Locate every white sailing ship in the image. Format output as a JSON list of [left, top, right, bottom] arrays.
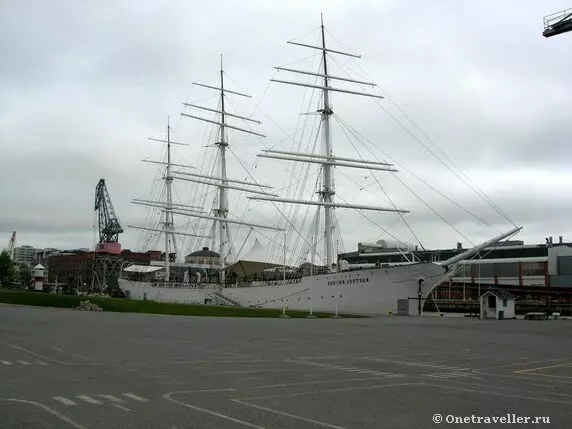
[[119, 18, 521, 315]]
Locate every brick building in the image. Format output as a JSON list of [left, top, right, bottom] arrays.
[[48, 249, 163, 289]]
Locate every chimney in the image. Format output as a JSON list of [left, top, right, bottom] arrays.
[[559, 236, 563, 244]]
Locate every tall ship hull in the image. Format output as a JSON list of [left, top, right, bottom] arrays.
[[119, 262, 447, 315]]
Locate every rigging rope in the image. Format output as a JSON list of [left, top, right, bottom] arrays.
[[325, 47, 515, 226], [335, 114, 499, 237], [333, 114, 429, 250]]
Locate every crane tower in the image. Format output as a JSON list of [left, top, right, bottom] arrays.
[[6, 231, 16, 259], [94, 179, 123, 254]]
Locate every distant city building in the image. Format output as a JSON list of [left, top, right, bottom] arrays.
[[13, 245, 40, 265], [34, 248, 60, 266]]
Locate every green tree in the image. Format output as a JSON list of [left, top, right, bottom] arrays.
[[0, 250, 15, 287], [18, 264, 31, 288]]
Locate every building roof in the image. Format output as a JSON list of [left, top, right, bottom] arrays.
[[187, 247, 220, 258], [481, 288, 515, 300]]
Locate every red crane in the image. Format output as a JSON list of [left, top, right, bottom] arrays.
[[6, 231, 16, 259]]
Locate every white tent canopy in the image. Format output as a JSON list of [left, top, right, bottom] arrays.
[[227, 239, 284, 276], [241, 239, 270, 262], [123, 265, 164, 273]]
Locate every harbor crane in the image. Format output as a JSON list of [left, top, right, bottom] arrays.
[[94, 179, 123, 254], [543, 8, 572, 37], [5, 231, 16, 259]]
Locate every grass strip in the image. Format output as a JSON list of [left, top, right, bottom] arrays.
[[0, 290, 363, 318]]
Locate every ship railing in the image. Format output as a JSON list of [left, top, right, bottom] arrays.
[[233, 278, 303, 287], [151, 281, 207, 289], [544, 8, 572, 30]]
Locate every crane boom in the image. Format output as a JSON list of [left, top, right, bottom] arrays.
[[94, 179, 123, 253]]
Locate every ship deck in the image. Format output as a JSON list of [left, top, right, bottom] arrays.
[[1, 304, 571, 428]]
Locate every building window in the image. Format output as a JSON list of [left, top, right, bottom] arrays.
[[522, 262, 545, 276], [457, 264, 472, 277], [503, 299, 507, 307]]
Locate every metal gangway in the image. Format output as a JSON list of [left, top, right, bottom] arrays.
[[543, 8, 572, 37]]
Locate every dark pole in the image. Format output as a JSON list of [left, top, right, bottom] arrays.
[[417, 278, 424, 315]]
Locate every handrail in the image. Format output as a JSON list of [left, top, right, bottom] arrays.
[[544, 8, 572, 30]]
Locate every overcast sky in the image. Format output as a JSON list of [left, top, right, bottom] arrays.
[[1, 0, 571, 262]]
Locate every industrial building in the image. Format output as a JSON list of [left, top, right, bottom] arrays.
[[47, 249, 163, 293], [340, 236, 572, 314]]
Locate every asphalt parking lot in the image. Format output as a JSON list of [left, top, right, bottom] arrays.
[[1, 304, 571, 428]]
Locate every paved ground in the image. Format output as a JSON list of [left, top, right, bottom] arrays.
[[0, 305, 571, 428]]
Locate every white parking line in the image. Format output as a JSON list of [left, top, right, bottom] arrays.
[[18, 360, 31, 365], [2, 399, 87, 429], [99, 394, 125, 403], [1, 360, 13, 365], [37, 360, 48, 365], [425, 372, 476, 380], [112, 404, 131, 411], [54, 396, 77, 406], [164, 392, 264, 429], [122, 393, 149, 402], [241, 382, 419, 401], [425, 374, 455, 380], [232, 399, 347, 429], [77, 395, 103, 405]]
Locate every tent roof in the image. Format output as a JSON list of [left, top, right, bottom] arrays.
[[242, 239, 267, 262], [481, 288, 515, 300], [124, 265, 163, 273], [226, 239, 277, 276], [226, 260, 278, 277]]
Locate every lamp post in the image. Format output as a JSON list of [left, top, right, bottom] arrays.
[[417, 277, 425, 315]]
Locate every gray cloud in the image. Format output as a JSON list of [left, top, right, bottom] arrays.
[[1, 0, 571, 260]]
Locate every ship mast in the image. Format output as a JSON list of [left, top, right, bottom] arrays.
[[164, 119, 174, 281], [250, 15, 400, 273], [128, 125, 212, 280], [250, 17, 524, 273], [217, 55, 229, 284], [178, 57, 284, 285], [319, 15, 335, 270]]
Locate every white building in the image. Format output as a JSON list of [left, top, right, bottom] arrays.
[[31, 264, 47, 291], [13, 245, 39, 265], [184, 247, 220, 267], [480, 289, 515, 320]]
